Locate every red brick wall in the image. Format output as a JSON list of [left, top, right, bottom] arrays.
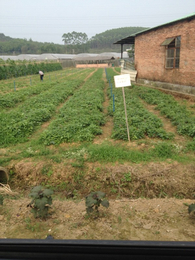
[[135, 18, 195, 87]]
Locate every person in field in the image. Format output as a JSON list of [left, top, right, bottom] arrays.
[[39, 71, 44, 81]]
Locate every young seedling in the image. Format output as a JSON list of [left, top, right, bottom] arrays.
[[85, 191, 109, 216], [27, 185, 53, 219]]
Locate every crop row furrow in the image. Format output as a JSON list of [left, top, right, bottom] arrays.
[[39, 68, 105, 145], [0, 68, 94, 109], [136, 87, 195, 138], [106, 68, 174, 141], [0, 68, 91, 95], [0, 82, 56, 109], [0, 79, 84, 146]]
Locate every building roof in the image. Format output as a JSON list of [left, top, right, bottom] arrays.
[[0, 52, 128, 61], [114, 12, 195, 45]]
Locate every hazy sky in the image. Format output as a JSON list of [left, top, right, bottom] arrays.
[[0, 0, 195, 44]]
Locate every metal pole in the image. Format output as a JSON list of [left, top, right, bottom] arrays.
[[122, 87, 130, 142], [121, 44, 123, 59], [113, 94, 115, 112]]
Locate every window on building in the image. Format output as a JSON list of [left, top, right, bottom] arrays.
[[161, 36, 181, 69]]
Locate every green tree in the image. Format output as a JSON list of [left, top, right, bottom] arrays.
[[127, 45, 135, 60], [62, 31, 88, 45]]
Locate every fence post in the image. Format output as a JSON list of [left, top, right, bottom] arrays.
[[113, 94, 115, 112]]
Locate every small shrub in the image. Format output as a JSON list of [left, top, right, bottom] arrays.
[[27, 185, 53, 219], [85, 191, 109, 215]]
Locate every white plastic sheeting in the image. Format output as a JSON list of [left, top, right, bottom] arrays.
[[0, 52, 128, 61]]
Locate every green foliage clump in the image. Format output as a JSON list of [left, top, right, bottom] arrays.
[[28, 186, 53, 219], [85, 191, 109, 215], [188, 203, 195, 215], [0, 79, 83, 146], [39, 69, 105, 145], [106, 69, 174, 141], [0, 60, 62, 80], [136, 86, 195, 138]]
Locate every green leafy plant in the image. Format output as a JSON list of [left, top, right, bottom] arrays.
[[39, 69, 105, 145], [27, 185, 53, 219], [106, 69, 174, 141], [85, 191, 109, 215], [122, 172, 132, 182], [188, 203, 195, 215], [136, 86, 195, 138]]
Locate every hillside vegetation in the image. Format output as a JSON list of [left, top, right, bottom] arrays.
[[0, 27, 146, 55]]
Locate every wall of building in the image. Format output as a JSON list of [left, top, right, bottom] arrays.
[[134, 18, 195, 87]]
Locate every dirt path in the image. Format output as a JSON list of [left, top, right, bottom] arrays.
[[93, 70, 113, 144], [1, 197, 195, 241]]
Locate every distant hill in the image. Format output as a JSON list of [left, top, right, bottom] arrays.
[[0, 33, 66, 55], [0, 27, 147, 55], [89, 27, 147, 50], [0, 33, 12, 42]]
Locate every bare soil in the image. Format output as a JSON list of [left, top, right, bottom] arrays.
[[0, 196, 195, 241]]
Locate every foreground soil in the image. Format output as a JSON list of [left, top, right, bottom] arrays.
[[0, 197, 195, 241], [1, 155, 195, 241]]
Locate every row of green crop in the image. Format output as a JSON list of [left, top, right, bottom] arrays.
[[0, 62, 63, 80], [0, 68, 93, 94], [0, 82, 56, 109], [39, 69, 105, 145], [106, 68, 174, 141], [135, 87, 195, 138], [0, 79, 84, 146], [0, 68, 94, 109]]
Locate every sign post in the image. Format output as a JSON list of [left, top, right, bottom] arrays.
[[114, 74, 131, 142]]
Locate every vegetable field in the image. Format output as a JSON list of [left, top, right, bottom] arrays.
[[0, 67, 195, 241], [1, 68, 195, 147]]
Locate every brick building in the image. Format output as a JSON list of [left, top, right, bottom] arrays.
[[114, 13, 195, 93]]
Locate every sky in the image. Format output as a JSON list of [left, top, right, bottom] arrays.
[[0, 0, 195, 45]]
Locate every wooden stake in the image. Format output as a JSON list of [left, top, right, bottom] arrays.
[[122, 87, 130, 142]]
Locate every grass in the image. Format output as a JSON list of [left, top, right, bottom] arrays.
[[85, 141, 192, 163], [0, 139, 194, 168], [87, 143, 151, 163]]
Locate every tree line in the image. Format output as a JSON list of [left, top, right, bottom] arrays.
[[0, 27, 147, 55]]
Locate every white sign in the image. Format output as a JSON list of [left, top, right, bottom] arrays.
[[114, 74, 131, 88]]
